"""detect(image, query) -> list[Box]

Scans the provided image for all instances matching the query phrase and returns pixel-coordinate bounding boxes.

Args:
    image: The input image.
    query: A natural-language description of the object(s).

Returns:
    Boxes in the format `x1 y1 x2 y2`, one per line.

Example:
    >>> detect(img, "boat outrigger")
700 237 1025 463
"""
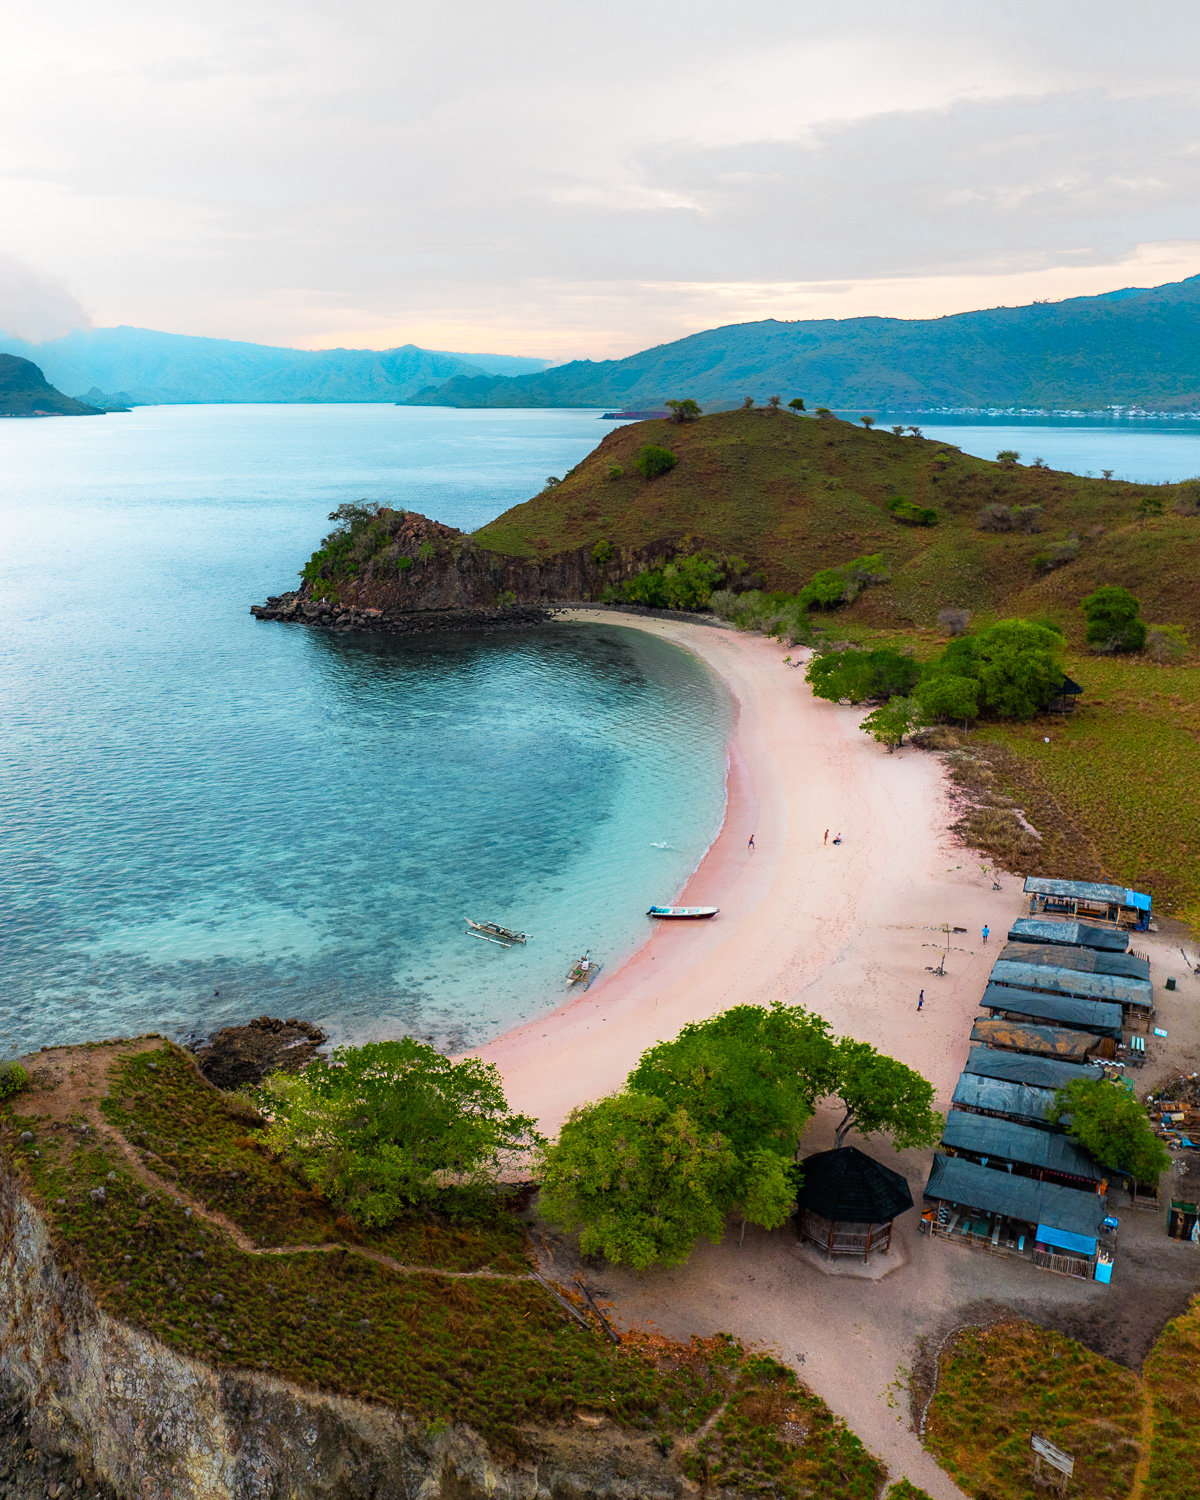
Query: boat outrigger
647 905 719 919
465 918 530 948
566 952 602 989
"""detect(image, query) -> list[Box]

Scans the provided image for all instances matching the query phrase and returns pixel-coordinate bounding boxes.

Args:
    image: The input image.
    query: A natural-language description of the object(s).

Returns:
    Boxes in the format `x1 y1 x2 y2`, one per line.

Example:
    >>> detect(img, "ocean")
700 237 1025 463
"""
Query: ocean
0 404 729 1059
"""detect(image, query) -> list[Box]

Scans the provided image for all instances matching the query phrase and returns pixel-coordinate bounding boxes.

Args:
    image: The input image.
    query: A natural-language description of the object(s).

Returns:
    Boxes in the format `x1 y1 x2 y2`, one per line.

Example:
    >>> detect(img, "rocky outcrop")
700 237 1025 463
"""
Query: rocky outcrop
250 591 556 635
189 1016 327 1091
0 1170 682 1499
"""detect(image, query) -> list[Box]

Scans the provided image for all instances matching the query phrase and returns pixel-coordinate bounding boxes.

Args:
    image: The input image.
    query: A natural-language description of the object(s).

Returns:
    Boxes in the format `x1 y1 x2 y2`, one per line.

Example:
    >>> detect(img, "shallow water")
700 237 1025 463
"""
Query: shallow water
0 405 729 1058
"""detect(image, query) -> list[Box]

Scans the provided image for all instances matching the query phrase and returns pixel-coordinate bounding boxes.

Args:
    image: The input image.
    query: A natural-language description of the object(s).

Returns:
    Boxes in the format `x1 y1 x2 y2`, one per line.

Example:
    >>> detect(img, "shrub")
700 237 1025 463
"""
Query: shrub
665 398 700 422
976 503 1042 533
1136 493 1166 521
397 555 413 572
788 398 805 413
1146 624 1190 663
996 449 1020 466
1082 585 1146 654
0 1062 28 1100
591 539 613 568
797 553 889 611
606 463 624 480
923 619 1065 720
886 496 938 526
615 554 722 611
860 697 923 752
914 673 980 724
634 445 677 480
709 589 811 645
741 396 755 409
937 607 970 637
418 540 435 561
806 647 920 704
1031 539 1079 574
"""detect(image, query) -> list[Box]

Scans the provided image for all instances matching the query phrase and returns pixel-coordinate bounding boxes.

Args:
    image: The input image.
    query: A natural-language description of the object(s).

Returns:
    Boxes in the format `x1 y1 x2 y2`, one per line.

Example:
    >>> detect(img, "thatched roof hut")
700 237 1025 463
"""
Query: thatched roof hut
796 1147 914 1261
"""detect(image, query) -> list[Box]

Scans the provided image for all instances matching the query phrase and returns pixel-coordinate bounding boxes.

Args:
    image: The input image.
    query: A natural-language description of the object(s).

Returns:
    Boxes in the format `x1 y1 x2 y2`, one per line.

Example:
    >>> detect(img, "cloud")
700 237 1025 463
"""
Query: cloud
0 253 90 341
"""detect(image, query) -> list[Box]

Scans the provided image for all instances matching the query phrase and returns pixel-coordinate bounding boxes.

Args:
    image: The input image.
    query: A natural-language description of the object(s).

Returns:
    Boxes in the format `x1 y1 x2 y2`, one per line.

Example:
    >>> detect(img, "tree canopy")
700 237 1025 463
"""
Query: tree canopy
635 444 678 480
826 1039 941 1150
260 1039 542 1226
860 696 923 751
1051 1078 1171 1184
1082 586 1147 654
666 398 701 423
806 646 921 705
921 619 1065 720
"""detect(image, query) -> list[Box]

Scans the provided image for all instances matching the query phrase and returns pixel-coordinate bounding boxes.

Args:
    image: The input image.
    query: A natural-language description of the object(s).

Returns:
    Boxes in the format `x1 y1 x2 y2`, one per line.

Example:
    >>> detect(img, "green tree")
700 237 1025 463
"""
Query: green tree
544 476 561 488
1082 585 1147 654
260 1039 541 1226
996 450 1020 466
537 1092 745 1269
591 539 613 568
635 444 678 480
662 554 723 610
1136 493 1166 523
0 1062 28 1100
666 398 701 423
742 396 756 409
788 398 806 413
860 415 875 429
826 1040 941 1150
925 619 1064 720
767 395 782 412
1051 1078 1171 1184
607 463 624 480
1146 623 1189 663
806 646 920 705
860 696 923 752
913 672 980 724
622 568 670 607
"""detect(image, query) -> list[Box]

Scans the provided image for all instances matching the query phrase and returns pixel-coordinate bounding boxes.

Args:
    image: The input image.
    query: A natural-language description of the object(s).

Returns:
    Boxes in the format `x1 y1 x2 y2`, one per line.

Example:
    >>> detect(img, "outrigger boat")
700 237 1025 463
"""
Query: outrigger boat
566 952 602 989
465 917 530 948
647 905 719 919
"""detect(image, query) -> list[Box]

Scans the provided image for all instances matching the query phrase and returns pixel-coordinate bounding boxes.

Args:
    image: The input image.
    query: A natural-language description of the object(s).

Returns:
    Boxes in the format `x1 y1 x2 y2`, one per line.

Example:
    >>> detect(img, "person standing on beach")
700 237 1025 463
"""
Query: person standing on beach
982 924 990 944
748 834 755 850
918 990 924 1012
823 829 829 845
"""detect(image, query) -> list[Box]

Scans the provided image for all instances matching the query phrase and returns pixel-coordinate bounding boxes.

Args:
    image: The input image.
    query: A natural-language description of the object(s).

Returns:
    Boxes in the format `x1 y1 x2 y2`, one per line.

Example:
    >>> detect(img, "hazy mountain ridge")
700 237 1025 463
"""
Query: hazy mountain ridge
0 326 552 406
402 276 1200 411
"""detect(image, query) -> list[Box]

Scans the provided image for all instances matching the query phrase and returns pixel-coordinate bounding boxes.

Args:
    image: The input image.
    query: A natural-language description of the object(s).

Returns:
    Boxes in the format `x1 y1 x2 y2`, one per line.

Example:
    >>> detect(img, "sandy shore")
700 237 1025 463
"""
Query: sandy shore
479 610 1011 1131
477 609 1025 1497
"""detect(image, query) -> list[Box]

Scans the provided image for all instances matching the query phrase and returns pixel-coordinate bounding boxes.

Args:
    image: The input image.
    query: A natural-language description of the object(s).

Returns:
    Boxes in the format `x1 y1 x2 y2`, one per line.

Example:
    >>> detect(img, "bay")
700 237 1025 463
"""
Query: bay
0 405 730 1059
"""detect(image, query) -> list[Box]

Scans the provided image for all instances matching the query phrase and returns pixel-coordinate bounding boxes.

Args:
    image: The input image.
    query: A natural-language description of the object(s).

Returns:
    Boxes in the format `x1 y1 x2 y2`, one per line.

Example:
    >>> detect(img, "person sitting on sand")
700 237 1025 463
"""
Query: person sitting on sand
832 832 842 844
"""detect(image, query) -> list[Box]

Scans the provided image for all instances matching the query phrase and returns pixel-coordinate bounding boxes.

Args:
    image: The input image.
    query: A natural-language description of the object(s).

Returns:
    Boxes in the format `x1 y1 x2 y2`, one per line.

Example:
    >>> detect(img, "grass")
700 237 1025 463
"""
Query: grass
1143 1293 1200 1491
1 1048 889 1493
924 1320 1143 1500
98 1045 529 1270
679 1354 884 1500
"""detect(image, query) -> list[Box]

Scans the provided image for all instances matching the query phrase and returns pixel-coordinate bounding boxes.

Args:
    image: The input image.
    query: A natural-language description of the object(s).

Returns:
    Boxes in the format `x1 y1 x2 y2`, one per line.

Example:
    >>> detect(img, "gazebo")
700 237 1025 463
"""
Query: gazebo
796 1147 914 1262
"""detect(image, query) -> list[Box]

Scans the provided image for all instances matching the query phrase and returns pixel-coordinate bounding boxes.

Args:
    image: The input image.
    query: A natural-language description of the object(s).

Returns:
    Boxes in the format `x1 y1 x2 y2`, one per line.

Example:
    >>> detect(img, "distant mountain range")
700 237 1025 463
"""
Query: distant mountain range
0 326 551 407
402 276 1200 412
0 353 103 417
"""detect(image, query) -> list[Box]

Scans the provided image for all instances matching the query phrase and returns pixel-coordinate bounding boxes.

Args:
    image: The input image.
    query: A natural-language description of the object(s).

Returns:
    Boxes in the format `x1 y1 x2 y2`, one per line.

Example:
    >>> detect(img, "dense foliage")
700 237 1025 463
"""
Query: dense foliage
1051 1077 1171 1184
1082 585 1147 654
886 496 938 526
919 619 1066 720
859 696 923 751
261 1039 542 1226
610 552 725 610
806 647 921 705
635 444 678 479
0 1062 27 1100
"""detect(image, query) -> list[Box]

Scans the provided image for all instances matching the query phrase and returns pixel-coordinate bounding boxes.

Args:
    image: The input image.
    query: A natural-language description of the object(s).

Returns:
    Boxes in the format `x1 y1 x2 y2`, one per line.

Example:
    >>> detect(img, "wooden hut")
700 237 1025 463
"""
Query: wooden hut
1023 876 1151 932
1048 675 1083 714
796 1147 913 1262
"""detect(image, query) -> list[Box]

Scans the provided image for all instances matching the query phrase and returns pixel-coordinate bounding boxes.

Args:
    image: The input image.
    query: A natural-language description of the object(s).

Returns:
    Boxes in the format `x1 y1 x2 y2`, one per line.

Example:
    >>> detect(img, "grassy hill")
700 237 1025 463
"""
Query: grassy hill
474 407 1200 639
0 353 102 417
404 276 1200 410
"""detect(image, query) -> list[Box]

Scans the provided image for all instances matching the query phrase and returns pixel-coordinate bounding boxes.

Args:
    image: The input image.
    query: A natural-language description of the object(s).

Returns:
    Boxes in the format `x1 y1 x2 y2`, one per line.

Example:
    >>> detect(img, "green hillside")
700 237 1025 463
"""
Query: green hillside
405 276 1200 411
474 408 1200 639
0 354 102 417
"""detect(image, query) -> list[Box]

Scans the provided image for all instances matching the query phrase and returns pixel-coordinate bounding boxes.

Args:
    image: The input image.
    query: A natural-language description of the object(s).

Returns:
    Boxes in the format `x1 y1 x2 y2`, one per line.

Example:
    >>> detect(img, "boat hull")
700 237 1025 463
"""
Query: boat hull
647 906 719 919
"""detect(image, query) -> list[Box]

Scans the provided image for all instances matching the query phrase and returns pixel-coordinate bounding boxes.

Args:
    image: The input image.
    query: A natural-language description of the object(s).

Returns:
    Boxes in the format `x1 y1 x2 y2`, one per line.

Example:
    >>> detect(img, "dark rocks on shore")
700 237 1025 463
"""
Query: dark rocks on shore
250 590 553 635
190 1015 327 1091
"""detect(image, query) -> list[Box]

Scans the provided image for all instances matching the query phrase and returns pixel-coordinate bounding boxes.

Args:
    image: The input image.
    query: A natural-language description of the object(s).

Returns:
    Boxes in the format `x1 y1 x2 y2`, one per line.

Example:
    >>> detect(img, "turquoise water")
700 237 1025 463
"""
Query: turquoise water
0 405 730 1058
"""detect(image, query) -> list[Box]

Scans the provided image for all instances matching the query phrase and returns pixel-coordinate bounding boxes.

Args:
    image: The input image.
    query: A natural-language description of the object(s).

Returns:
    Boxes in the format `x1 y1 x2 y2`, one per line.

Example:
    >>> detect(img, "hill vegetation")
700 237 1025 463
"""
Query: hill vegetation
403 275 1200 410
0 353 103 417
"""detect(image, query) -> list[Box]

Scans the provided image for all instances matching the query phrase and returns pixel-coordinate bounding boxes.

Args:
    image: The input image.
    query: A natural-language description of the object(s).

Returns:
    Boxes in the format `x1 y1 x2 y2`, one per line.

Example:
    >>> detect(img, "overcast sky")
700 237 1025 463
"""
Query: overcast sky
3 0 1200 359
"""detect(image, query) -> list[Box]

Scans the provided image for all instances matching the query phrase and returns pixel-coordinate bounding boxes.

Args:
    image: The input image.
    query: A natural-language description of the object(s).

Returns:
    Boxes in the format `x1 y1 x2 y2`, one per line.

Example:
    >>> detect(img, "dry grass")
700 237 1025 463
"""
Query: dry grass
1142 1293 1200 1491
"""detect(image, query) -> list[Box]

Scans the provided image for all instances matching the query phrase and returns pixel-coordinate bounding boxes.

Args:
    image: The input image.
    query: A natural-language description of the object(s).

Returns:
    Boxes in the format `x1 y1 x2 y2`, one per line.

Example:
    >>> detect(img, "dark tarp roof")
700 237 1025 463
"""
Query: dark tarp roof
970 1018 1100 1061
797 1147 914 1224
1058 675 1084 695
925 1153 1105 1241
951 1072 1059 1122
1024 875 1151 912
980 984 1124 1039
998 942 1150 981
963 1047 1102 1090
1009 918 1129 952
942 1110 1104 1181
990 959 1153 1009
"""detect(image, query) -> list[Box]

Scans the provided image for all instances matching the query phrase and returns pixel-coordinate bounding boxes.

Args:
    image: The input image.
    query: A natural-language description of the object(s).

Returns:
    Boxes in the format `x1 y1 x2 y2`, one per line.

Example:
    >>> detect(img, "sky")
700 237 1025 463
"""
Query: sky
3 0 1200 360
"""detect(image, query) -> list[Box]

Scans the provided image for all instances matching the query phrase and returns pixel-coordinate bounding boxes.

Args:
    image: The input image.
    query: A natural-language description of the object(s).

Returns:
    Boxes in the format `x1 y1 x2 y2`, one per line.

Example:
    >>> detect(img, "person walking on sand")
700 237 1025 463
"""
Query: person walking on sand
748 833 755 850
918 989 924 1012
982 924 990 944
823 829 829 845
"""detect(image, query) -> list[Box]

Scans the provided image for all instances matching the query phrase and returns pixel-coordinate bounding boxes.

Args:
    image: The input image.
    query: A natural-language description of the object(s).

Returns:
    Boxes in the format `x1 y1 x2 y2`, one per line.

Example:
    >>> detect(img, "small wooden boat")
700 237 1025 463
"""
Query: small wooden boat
646 905 719 919
465 918 530 948
566 952 602 989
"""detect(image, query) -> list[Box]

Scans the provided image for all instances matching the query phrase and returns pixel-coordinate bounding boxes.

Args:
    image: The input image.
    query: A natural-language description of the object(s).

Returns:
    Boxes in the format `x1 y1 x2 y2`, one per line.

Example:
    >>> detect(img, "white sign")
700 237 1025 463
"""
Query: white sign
1031 1435 1075 1478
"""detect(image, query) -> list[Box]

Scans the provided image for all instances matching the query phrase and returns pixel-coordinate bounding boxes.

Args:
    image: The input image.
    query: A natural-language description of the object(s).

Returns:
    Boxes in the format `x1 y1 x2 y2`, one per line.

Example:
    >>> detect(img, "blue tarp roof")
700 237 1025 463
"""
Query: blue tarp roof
962 1047 1103 1090
925 1154 1105 1242
1024 876 1151 911
952 1071 1059 1122
990 959 1153 1009
980 984 1124 1039
1008 918 1129 953
1037 1223 1098 1256
998 942 1150 981
941 1110 1104 1180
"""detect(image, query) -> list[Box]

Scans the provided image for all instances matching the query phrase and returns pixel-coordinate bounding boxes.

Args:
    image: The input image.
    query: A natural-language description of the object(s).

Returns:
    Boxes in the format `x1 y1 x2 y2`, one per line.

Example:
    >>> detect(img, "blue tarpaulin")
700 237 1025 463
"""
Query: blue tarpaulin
1036 1223 1098 1256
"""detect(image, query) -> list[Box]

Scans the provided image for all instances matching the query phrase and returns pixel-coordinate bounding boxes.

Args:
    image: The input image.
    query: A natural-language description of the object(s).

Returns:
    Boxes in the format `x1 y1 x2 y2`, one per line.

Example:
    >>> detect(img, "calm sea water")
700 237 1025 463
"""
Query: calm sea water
0 405 730 1059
